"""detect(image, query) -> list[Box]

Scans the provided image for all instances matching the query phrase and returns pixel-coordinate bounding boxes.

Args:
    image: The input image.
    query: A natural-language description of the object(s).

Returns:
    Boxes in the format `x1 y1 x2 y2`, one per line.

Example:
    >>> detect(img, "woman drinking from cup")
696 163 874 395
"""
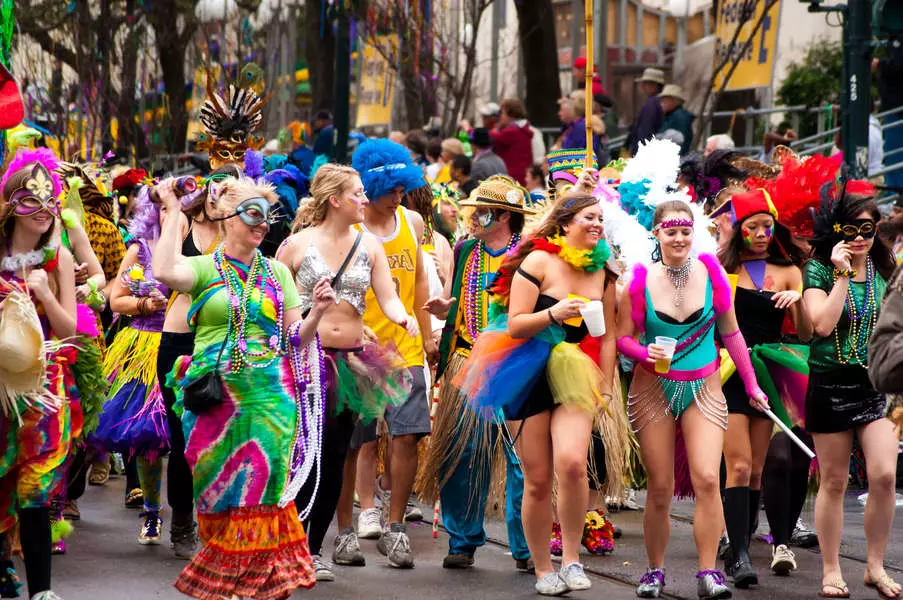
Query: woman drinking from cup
615 200 767 600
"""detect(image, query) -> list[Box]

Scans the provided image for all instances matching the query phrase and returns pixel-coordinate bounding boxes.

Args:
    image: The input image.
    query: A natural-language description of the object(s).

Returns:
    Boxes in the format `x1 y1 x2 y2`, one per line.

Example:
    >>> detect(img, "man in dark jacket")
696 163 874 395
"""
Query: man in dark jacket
627 67 665 156
462 127 507 194
659 84 695 155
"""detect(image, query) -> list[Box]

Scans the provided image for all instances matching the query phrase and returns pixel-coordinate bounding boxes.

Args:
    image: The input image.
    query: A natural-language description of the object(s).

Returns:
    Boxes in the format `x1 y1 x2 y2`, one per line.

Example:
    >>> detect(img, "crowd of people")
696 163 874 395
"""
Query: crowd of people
1 64 903 600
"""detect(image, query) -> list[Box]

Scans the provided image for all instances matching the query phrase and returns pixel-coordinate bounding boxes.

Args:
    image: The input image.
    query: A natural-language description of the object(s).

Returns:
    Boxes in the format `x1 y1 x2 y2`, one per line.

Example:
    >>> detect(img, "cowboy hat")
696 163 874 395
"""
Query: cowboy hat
635 68 665 85
458 175 537 214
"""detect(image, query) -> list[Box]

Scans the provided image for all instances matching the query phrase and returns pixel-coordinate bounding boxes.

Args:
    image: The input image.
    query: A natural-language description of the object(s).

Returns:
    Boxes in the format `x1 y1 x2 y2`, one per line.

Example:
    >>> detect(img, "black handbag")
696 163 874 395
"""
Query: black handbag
183 322 231 414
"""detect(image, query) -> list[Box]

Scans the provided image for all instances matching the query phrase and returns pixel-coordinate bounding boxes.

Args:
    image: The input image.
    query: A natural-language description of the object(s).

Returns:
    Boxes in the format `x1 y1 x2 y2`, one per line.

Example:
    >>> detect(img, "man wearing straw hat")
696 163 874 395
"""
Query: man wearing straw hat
659 84 695 156
420 176 534 572
626 67 665 155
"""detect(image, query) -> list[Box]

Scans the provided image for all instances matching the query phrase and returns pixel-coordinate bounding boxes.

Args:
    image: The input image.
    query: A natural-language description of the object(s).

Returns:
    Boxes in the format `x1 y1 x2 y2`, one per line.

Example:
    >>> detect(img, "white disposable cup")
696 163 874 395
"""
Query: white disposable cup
655 336 677 357
580 300 605 337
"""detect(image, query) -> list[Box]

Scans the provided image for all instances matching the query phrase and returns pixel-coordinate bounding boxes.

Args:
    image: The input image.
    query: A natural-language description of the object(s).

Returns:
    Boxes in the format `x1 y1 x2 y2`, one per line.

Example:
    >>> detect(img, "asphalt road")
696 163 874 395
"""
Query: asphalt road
13 473 903 599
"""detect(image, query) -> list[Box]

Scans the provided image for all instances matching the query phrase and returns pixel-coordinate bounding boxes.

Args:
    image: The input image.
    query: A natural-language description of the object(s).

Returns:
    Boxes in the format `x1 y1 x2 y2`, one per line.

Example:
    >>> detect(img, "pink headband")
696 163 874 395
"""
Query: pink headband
654 218 694 231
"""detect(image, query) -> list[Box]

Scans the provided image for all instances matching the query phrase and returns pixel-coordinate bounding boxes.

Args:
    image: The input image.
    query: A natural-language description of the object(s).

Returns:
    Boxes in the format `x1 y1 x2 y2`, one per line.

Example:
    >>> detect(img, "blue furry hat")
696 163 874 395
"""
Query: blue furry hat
351 139 425 200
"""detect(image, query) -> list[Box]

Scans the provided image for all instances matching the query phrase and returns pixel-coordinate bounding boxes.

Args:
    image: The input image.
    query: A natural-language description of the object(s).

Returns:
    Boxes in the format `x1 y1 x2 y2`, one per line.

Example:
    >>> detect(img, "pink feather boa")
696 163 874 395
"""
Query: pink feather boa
628 253 731 334
76 304 100 338
0 148 63 198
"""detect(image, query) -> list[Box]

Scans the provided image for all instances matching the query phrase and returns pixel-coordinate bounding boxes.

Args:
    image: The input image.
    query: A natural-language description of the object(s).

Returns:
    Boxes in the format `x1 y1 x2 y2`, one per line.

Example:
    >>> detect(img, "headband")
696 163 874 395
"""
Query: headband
654 218 694 231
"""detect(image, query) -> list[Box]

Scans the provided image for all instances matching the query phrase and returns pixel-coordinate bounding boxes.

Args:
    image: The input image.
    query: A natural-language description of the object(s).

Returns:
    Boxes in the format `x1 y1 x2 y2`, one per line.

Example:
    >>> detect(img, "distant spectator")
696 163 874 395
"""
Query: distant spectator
757 122 797 162
449 154 472 191
626 68 665 155
389 130 406 145
489 98 534 185
870 113 885 180
875 34 903 189
525 164 547 199
704 134 736 157
432 138 465 184
425 137 444 180
479 102 501 130
311 109 333 156
462 128 507 194
573 56 603 95
405 129 429 167
659 84 694 155
560 90 606 165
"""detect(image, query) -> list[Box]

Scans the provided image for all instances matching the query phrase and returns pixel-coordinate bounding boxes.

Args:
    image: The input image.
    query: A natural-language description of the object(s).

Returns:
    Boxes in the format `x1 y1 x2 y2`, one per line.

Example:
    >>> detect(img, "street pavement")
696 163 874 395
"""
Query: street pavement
15 474 903 599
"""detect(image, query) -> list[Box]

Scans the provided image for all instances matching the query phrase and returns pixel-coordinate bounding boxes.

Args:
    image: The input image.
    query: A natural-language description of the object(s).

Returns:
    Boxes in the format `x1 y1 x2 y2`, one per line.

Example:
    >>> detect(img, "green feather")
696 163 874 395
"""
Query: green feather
72 339 107 437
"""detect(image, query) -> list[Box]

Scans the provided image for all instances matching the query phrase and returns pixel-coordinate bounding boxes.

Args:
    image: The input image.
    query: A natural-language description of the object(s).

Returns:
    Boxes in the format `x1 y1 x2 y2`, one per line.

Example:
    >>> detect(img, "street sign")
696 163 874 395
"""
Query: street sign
713 0 782 90
356 34 398 127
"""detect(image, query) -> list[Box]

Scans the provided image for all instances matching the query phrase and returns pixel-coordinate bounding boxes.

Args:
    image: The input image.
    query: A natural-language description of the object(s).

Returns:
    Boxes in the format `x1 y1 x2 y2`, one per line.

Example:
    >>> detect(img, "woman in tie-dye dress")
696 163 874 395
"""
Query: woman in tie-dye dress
153 177 335 600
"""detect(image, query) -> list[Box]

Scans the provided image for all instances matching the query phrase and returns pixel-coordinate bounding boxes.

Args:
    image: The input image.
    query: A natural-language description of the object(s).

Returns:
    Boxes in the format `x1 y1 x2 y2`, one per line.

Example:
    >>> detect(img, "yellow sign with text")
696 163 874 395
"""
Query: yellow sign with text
356 35 398 127
713 0 781 91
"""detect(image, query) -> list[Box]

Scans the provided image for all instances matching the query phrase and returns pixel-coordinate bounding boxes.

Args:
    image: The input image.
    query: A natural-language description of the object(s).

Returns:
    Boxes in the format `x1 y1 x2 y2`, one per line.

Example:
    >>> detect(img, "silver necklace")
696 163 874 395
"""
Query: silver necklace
663 258 693 307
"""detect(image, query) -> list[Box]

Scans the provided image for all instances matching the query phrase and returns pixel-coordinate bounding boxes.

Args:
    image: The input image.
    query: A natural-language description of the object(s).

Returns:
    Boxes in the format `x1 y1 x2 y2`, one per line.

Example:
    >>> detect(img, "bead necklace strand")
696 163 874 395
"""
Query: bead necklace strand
462 233 519 340
835 257 877 367
663 258 694 307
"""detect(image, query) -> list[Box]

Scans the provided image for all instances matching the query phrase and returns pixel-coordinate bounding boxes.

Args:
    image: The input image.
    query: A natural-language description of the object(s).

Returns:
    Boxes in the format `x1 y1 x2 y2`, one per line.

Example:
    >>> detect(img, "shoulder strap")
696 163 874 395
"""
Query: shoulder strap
332 231 363 289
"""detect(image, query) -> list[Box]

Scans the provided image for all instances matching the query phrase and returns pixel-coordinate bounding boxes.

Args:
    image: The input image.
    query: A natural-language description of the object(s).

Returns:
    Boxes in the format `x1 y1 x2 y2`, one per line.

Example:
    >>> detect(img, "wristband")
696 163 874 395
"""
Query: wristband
833 267 856 280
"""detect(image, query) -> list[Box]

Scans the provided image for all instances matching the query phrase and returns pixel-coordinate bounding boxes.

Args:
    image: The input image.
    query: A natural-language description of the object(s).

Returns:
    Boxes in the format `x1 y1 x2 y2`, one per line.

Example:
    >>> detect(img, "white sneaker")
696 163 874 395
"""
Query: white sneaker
358 507 382 539
771 544 796 576
31 592 64 600
560 561 591 590
534 572 569 596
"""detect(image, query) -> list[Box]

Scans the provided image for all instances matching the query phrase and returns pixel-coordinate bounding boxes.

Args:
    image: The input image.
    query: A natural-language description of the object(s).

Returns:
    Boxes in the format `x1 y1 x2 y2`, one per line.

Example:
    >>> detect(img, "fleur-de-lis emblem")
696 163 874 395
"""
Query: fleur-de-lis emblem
26 165 54 199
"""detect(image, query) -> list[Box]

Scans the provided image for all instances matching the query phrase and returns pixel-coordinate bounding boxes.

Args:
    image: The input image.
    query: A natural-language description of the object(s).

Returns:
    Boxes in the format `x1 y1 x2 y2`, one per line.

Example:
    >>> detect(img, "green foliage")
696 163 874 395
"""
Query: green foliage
776 38 843 137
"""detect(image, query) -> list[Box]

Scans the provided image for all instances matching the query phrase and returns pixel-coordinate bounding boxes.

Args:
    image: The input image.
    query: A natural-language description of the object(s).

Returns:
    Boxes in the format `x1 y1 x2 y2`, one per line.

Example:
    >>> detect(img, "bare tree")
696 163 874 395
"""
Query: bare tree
306 0 336 113
514 0 561 128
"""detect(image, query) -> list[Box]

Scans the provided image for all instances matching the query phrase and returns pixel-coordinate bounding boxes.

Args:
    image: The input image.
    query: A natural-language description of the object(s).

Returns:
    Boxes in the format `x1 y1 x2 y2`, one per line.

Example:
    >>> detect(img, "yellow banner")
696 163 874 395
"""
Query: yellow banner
713 0 781 91
356 34 398 127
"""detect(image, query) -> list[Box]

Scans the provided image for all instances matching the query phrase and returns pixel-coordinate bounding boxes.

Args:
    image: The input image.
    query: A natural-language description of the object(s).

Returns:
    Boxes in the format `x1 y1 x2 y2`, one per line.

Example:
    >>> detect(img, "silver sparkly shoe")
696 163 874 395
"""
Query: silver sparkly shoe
696 570 732 599
636 568 665 598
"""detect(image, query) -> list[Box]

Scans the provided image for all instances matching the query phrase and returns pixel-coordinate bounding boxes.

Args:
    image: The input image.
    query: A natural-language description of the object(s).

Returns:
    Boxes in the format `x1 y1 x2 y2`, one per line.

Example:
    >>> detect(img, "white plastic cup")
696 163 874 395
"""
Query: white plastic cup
580 300 606 337
654 336 678 374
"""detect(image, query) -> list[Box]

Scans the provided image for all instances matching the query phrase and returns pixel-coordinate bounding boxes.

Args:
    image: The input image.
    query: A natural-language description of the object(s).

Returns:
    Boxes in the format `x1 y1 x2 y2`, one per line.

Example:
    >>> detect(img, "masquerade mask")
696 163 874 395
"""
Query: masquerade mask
217 197 273 227
475 208 495 229
214 148 246 164
836 218 876 241
9 163 61 218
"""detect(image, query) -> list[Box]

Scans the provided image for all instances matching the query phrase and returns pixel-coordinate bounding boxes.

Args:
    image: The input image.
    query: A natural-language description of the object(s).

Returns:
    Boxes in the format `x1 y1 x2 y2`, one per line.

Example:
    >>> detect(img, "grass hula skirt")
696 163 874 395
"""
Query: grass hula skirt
325 342 411 423
91 326 169 459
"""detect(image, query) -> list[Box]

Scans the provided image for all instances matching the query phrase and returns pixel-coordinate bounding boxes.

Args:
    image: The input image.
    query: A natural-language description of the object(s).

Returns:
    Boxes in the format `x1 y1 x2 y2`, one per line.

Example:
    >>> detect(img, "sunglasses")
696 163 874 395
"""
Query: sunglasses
837 219 876 241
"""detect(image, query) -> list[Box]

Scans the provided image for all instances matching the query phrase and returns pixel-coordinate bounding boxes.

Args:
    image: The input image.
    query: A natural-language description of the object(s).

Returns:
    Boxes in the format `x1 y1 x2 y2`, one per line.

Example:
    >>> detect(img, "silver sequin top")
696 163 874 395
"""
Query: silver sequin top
296 240 371 315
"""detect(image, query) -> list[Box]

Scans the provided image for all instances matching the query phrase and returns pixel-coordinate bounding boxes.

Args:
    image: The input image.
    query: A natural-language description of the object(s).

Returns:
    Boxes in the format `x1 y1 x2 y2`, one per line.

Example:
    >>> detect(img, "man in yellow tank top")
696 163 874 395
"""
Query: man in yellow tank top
343 139 433 569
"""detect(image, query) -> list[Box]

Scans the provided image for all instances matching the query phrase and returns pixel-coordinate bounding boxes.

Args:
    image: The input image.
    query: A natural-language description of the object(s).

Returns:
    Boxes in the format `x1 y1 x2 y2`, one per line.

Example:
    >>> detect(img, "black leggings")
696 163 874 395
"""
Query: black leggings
295 409 357 556
157 332 196 519
19 507 51 596
66 445 88 502
762 428 814 546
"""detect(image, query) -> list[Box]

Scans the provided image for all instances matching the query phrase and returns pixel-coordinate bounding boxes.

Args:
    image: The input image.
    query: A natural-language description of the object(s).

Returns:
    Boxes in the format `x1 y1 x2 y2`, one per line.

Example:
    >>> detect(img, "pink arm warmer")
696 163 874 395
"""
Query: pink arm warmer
722 329 765 401
617 336 649 364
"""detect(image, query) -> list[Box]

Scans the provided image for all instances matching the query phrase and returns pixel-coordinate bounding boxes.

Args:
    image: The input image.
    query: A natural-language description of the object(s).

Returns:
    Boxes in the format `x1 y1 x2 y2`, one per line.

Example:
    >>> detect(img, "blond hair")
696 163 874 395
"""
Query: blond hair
298 163 360 227
440 138 465 157
569 90 587 118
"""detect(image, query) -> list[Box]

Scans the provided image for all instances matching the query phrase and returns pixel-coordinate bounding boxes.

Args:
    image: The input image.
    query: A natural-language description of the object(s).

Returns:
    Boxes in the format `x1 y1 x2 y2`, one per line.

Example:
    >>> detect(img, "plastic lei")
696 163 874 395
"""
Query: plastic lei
533 235 611 272
461 233 520 341
280 328 326 519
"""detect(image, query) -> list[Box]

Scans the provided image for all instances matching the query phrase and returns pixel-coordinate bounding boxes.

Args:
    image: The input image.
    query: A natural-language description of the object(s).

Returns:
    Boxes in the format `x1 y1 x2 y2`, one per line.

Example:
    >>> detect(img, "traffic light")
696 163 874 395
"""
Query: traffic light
875 0 903 36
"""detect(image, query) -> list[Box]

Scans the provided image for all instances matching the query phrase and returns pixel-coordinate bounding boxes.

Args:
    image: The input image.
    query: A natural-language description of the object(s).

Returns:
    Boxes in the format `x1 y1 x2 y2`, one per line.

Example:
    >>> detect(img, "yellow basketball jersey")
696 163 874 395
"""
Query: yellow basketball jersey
356 207 424 367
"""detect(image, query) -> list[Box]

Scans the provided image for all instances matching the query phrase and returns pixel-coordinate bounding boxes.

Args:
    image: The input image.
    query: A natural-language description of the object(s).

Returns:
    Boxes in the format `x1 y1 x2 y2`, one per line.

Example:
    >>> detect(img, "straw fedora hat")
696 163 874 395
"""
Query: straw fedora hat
458 175 537 214
635 68 665 85
659 84 686 103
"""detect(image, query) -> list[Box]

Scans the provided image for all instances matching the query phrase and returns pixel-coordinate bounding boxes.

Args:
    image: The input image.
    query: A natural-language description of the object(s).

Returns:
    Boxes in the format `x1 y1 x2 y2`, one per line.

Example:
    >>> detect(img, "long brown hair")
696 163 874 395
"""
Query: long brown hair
490 193 616 306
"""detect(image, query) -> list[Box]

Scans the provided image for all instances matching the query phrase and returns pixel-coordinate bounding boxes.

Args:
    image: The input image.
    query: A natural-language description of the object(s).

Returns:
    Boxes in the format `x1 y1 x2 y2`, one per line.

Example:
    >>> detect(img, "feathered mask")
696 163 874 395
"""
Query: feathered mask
762 153 843 238
811 175 877 243
196 71 271 164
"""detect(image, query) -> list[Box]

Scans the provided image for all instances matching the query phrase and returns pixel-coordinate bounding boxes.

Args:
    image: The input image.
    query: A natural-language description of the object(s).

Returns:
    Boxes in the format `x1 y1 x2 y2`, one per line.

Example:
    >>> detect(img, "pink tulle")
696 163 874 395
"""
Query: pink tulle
698 253 731 316
628 263 648 332
0 148 63 198
75 304 100 338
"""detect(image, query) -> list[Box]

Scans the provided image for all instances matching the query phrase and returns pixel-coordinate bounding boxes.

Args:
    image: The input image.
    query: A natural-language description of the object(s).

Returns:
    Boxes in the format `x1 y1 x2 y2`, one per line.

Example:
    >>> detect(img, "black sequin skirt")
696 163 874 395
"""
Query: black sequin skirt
805 366 886 434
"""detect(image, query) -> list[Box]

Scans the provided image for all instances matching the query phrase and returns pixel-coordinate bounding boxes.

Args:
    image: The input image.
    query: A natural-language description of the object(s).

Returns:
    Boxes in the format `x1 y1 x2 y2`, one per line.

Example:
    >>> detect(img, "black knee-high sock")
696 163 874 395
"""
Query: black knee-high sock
724 487 751 559
748 489 761 543
19 507 51 596
125 456 139 492
787 430 814 537
763 432 792 546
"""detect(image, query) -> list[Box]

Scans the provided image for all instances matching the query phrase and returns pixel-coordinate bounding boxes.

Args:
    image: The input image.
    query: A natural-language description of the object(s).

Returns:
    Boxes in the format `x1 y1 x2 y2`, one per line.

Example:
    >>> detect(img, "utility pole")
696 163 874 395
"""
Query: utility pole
806 0 872 178
332 5 351 163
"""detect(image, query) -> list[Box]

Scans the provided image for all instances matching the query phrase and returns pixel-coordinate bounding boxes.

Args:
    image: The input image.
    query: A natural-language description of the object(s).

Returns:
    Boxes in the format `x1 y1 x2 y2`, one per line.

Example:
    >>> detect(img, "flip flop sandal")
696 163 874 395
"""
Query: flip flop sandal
866 572 903 599
819 578 850 598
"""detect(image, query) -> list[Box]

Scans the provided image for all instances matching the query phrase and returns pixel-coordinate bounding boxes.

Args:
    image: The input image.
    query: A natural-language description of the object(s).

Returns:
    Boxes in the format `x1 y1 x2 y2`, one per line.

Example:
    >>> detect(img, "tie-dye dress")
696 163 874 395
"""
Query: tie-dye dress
167 250 315 600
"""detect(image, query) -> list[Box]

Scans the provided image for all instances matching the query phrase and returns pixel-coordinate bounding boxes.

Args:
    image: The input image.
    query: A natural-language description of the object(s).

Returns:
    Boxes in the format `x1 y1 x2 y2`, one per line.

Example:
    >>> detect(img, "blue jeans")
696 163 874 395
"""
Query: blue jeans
439 420 529 560
884 112 903 188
